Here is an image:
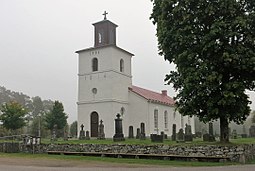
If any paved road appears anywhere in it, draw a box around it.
[0,165,255,171]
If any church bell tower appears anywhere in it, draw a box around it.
[76,12,134,138]
[93,11,117,47]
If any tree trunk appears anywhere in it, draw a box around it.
[220,117,229,143]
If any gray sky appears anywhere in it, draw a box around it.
[0,0,254,123]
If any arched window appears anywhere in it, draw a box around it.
[120,59,124,72]
[154,109,158,129]
[92,58,98,72]
[164,111,168,129]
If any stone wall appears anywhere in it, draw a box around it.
[18,143,255,163]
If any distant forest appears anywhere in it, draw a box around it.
[0,85,55,136]
[0,86,54,116]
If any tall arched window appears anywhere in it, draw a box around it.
[120,59,124,72]
[92,58,98,72]
[154,109,158,129]
[164,111,168,129]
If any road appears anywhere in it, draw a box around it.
[0,165,255,171]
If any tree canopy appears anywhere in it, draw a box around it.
[151,0,255,142]
[45,101,68,135]
[0,101,28,132]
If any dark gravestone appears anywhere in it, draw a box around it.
[151,134,163,143]
[209,123,214,135]
[195,132,202,138]
[232,129,237,139]
[98,120,105,140]
[184,124,193,141]
[128,126,134,139]
[140,123,146,140]
[161,131,167,139]
[79,124,85,140]
[136,128,141,139]
[85,131,90,140]
[249,125,255,137]
[171,124,176,141]
[177,128,185,142]
[241,125,248,138]
[203,123,215,142]
[113,114,125,141]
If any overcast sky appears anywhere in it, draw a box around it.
[1,0,254,123]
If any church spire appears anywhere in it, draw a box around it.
[93,12,118,47]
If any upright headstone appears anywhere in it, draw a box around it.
[98,120,105,140]
[128,126,134,139]
[113,114,125,141]
[177,128,185,142]
[140,123,146,140]
[184,124,193,141]
[136,128,141,139]
[203,123,215,142]
[241,125,247,138]
[85,130,90,140]
[79,124,85,140]
[161,131,167,139]
[232,129,237,139]
[171,124,176,141]
[209,123,214,136]
[249,125,255,137]
[151,134,163,143]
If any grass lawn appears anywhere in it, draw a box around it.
[0,152,241,167]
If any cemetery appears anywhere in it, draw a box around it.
[1,122,255,164]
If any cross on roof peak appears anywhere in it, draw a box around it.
[103,11,108,20]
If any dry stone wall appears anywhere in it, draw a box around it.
[17,143,255,163]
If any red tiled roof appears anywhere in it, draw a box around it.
[129,85,175,106]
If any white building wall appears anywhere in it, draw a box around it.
[128,91,149,135]
[78,101,129,138]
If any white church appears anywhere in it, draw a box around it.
[76,13,194,138]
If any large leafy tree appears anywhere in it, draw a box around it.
[151,0,255,142]
[45,101,68,137]
[0,101,28,133]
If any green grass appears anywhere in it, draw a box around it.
[0,152,240,167]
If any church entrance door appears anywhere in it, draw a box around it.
[90,112,99,137]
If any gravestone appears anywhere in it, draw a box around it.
[140,123,146,140]
[241,125,248,138]
[79,124,85,140]
[136,128,141,139]
[184,124,193,141]
[177,128,185,142]
[171,124,176,141]
[249,125,255,137]
[232,129,237,139]
[160,131,167,139]
[151,134,163,143]
[98,120,105,140]
[128,126,134,139]
[85,131,90,140]
[203,123,215,142]
[113,114,125,141]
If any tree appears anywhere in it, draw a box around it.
[45,101,68,137]
[0,101,28,133]
[151,0,255,142]
[70,121,77,138]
